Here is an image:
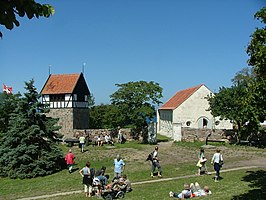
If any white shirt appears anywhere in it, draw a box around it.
[212,153,223,163]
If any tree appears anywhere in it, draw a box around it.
[89,104,113,129]
[207,7,266,141]
[0,92,21,134]
[246,7,266,125]
[207,77,260,139]
[0,0,54,38]
[0,80,64,179]
[110,80,163,132]
[247,7,266,77]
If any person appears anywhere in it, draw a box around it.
[93,174,110,197]
[95,166,106,177]
[196,147,208,175]
[113,154,125,179]
[65,149,75,173]
[96,135,104,146]
[169,183,192,199]
[151,146,162,177]
[105,133,114,145]
[119,174,132,192]
[117,127,123,143]
[79,162,93,197]
[190,182,212,197]
[79,134,86,153]
[211,149,223,182]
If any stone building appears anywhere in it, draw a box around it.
[157,84,232,141]
[40,73,90,138]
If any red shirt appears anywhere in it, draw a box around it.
[65,152,75,164]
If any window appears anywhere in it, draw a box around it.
[50,94,64,102]
[186,121,191,126]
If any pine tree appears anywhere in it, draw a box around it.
[0,80,64,179]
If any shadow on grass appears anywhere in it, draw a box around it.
[231,170,266,200]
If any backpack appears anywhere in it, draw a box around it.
[146,151,154,161]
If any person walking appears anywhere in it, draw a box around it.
[113,154,125,179]
[196,147,208,175]
[79,162,93,197]
[151,146,162,177]
[211,149,223,182]
[117,127,123,144]
[65,149,75,173]
[79,134,86,153]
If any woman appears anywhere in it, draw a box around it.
[79,162,93,197]
[211,149,223,182]
[196,147,207,175]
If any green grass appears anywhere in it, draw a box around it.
[1,141,266,200]
[15,169,265,200]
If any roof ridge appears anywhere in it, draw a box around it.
[159,84,205,110]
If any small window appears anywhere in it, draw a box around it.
[186,121,191,126]
[50,94,64,102]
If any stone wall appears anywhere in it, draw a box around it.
[46,108,89,138]
[181,127,235,142]
[71,128,133,142]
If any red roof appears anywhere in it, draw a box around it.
[159,84,204,110]
[41,74,81,94]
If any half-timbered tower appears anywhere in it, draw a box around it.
[40,73,90,137]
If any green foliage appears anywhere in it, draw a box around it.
[207,7,266,140]
[0,92,21,134]
[88,104,122,129]
[0,80,64,179]
[247,7,266,77]
[0,0,54,37]
[110,81,163,129]
[89,81,163,133]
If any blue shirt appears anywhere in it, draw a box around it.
[114,159,125,173]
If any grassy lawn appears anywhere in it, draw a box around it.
[1,140,266,200]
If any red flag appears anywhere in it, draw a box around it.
[3,84,12,94]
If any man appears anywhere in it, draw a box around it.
[151,146,162,177]
[95,166,106,177]
[79,134,86,153]
[113,154,125,179]
[65,149,75,173]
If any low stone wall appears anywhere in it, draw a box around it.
[181,128,235,142]
[70,128,133,142]
[63,127,235,143]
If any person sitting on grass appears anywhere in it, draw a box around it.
[190,182,212,197]
[105,133,114,145]
[169,183,192,199]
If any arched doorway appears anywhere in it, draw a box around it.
[197,117,210,129]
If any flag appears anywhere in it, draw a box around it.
[3,84,12,94]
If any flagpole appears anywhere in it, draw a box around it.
[49,65,51,75]
[82,62,86,74]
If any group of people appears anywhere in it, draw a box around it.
[196,147,224,182]
[65,138,224,198]
[169,182,212,199]
[168,147,222,199]
[65,149,132,198]
[94,133,114,147]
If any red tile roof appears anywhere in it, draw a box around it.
[159,84,204,110]
[41,73,81,94]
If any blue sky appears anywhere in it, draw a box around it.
[1,0,265,105]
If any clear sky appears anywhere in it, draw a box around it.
[1,0,265,105]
